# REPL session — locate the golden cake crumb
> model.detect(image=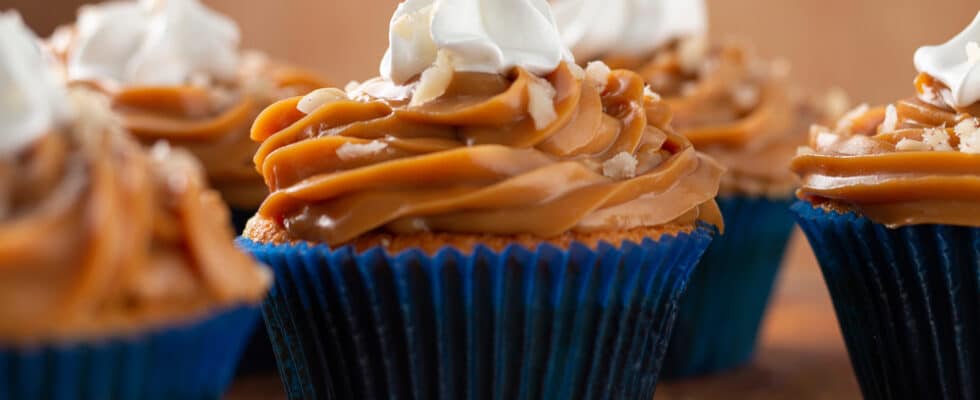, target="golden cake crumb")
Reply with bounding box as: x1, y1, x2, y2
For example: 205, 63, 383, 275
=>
244, 215, 698, 255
